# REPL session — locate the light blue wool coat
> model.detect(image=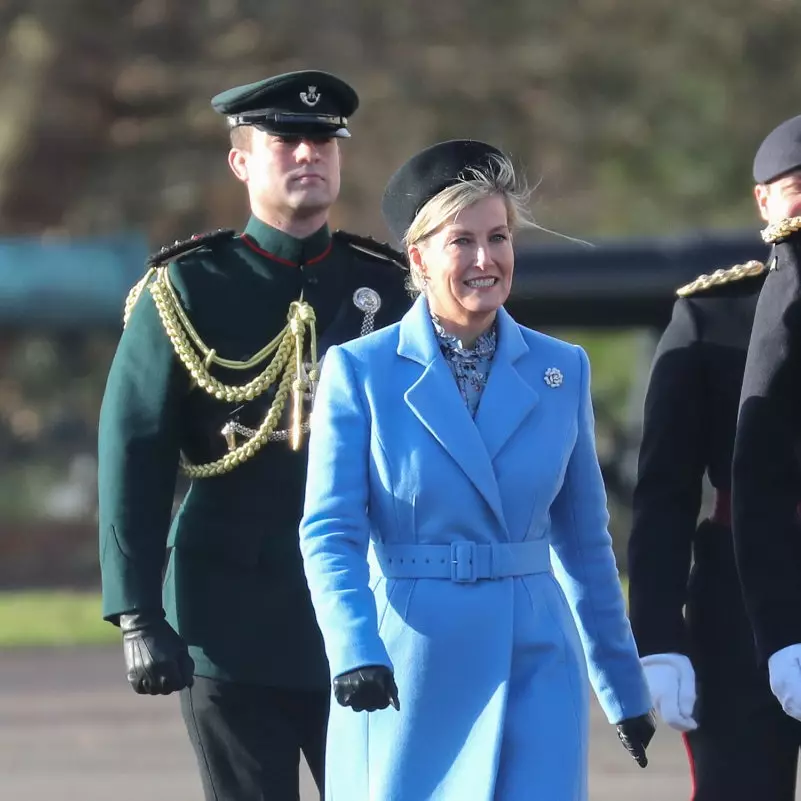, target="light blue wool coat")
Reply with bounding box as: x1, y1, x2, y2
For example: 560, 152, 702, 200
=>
300, 296, 650, 801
